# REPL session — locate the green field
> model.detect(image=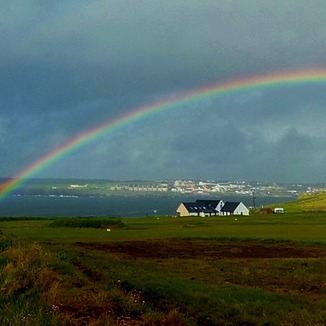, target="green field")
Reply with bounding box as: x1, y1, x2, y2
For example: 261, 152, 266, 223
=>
1, 212, 326, 325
